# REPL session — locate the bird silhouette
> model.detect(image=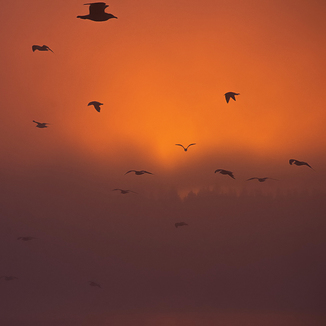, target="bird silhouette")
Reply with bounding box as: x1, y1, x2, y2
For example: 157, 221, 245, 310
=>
246, 177, 278, 182
88, 101, 103, 112
214, 169, 235, 179
224, 92, 240, 103
175, 143, 196, 151
32, 45, 54, 53
175, 222, 188, 228
112, 189, 137, 194
77, 2, 117, 21
0, 276, 18, 281
17, 236, 37, 241
289, 159, 314, 169
89, 281, 101, 288
33, 120, 49, 128
125, 170, 153, 175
